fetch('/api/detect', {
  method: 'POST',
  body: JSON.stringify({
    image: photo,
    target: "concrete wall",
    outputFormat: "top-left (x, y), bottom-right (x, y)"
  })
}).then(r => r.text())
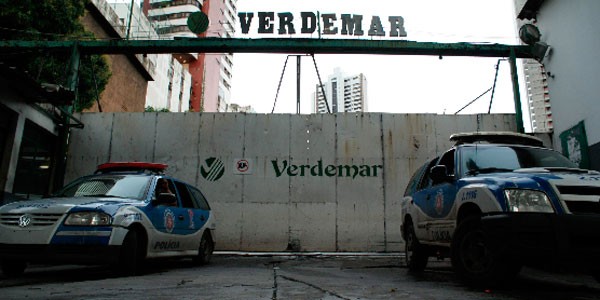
top-left (66, 112), bottom-right (517, 252)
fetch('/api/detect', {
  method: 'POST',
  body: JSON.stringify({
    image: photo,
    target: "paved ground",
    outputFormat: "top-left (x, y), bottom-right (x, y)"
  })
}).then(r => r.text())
top-left (0, 253), bottom-right (599, 299)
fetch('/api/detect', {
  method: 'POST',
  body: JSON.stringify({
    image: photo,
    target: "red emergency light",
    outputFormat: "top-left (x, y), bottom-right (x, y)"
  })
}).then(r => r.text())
top-left (95, 162), bottom-right (168, 174)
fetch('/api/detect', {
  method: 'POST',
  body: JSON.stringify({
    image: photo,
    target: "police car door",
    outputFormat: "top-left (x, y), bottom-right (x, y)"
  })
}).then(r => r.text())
top-left (147, 178), bottom-right (188, 254)
top-left (172, 181), bottom-right (206, 251)
top-left (410, 158), bottom-right (438, 242)
top-left (426, 149), bottom-right (457, 244)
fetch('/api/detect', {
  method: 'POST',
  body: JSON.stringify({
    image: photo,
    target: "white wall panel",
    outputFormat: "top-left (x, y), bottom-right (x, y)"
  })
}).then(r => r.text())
top-left (65, 113), bottom-right (114, 183)
top-left (109, 113), bottom-right (156, 162)
top-left (243, 114), bottom-right (290, 205)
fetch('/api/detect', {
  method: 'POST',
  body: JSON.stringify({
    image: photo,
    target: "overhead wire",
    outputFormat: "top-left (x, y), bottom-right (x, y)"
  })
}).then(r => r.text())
top-left (488, 59), bottom-right (507, 113)
top-left (311, 54), bottom-right (331, 114)
top-left (454, 87), bottom-right (492, 114)
top-left (271, 55), bottom-right (290, 113)
top-left (454, 60), bottom-right (508, 115)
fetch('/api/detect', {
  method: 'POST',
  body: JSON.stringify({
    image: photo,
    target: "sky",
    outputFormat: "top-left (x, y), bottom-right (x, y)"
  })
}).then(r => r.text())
top-left (228, 0), bottom-right (528, 124)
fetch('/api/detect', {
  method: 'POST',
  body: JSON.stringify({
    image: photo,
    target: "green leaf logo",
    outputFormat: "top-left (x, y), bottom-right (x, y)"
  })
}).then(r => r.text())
top-left (201, 157), bottom-right (225, 181)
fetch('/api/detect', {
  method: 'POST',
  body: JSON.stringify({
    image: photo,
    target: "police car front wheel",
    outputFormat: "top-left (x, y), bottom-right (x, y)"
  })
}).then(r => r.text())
top-left (115, 230), bottom-right (143, 276)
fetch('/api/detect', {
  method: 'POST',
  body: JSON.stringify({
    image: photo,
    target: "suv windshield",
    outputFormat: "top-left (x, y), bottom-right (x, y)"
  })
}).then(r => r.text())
top-left (460, 145), bottom-right (578, 177)
top-left (55, 175), bottom-right (152, 200)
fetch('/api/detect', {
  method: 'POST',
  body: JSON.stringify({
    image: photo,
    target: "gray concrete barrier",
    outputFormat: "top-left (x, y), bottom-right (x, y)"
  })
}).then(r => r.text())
top-left (66, 112), bottom-right (517, 252)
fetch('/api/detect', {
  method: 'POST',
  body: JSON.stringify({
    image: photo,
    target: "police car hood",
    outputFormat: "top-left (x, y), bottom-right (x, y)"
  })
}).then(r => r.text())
top-left (0, 197), bottom-right (145, 215)
top-left (462, 167), bottom-right (600, 188)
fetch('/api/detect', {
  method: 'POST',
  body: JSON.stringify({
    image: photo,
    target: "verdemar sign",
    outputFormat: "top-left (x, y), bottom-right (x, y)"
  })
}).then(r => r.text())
top-left (203, 157), bottom-right (384, 181)
top-left (238, 12), bottom-right (407, 38)
top-left (272, 159), bottom-right (383, 179)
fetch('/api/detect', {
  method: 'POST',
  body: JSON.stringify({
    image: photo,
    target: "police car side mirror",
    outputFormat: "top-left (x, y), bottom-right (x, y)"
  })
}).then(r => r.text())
top-left (153, 193), bottom-right (176, 206)
top-left (430, 165), bottom-right (451, 183)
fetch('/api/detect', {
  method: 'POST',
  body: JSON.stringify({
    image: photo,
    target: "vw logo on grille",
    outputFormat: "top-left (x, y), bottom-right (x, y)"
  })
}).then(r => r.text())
top-left (18, 214), bottom-right (32, 228)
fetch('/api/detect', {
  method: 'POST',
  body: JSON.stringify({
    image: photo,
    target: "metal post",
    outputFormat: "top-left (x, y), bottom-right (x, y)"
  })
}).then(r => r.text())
top-left (296, 55), bottom-right (301, 114)
top-left (126, 0), bottom-right (135, 39)
top-left (53, 44), bottom-right (80, 192)
top-left (509, 48), bottom-right (525, 133)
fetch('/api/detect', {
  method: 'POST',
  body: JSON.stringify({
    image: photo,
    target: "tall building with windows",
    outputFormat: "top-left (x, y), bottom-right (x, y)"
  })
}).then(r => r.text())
top-left (107, 0), bottom-right (191, 112)
top-left (313, 68), bottom-right (368, 113)
top-left (145, 0), bottom-right (237, 112)
top-left (523, 59), bottom-right (552, 132)
top-left (514, 0), bottom-right (552, 133)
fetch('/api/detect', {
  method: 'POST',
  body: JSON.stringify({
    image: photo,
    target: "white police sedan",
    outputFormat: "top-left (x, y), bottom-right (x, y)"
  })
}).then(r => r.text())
top-left (0, 162), bottom-right (216, 276)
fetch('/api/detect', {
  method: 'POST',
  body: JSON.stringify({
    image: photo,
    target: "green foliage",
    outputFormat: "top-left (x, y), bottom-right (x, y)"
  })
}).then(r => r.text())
top-left (0, 0), bottom-right (110, 112)
top-left (145, 106), bottom-right (171, 112)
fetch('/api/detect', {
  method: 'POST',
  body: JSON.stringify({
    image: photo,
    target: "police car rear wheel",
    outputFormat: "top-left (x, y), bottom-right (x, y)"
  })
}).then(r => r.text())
top-left (405, 221), bottom-right (428, 272)
top-left (193, 232), bottom-right (214, 265)
top-left (1, 260), bottom-right (26, 277)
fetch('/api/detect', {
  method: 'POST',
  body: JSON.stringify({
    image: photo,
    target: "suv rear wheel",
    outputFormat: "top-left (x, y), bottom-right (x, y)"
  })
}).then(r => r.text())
top-left (405, 220), bottom-right (428, 272)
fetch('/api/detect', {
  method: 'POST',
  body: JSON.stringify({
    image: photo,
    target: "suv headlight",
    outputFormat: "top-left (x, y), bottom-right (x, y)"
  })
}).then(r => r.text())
top-left (64, 212), bottom-right (112, 226)
top-left (504, 189), bottom-right (554, 213)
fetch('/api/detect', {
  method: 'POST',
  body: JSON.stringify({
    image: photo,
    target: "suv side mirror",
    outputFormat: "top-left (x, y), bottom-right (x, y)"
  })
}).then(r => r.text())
top-left (430, 165), bottom-right (452, 183)
top-left (153, 192), bottom-right (177, 206)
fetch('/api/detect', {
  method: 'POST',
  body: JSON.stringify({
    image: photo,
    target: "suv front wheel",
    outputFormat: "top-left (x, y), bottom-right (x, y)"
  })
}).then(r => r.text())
top-left (450, 216), bottom-right (519, 285)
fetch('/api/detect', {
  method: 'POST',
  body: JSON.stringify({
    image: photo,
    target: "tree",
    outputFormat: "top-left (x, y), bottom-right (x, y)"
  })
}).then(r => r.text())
top-left (0, 0), bottom-right (110, 112)
top-left (145, 106), bottom-right (171, 112)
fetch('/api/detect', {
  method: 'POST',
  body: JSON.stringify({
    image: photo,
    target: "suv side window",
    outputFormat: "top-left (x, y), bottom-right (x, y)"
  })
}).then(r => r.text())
top-left (438, 149), bottom-right (456, 176)
top-left (188, 186), bottom-right (211, 211)
top-left (174, 181), bottom-right (196, 209)
top-left (404, 162), bottom-right (428, 197)
top-left (417, 158), bottom-right (439, 191)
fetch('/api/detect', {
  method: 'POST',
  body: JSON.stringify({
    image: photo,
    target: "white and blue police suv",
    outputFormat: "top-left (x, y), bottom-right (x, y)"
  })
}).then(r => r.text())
top-left (401, 132), bottom-right (600, 285)
top-left (0, 162), bottom-right (215, 276)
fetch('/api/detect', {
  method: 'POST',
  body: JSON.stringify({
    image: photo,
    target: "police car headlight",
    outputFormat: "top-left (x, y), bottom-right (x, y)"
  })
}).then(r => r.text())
top-left (65, 212), bottom-right (112, 226)
top-left (504, 189), bottom-right (554, 213)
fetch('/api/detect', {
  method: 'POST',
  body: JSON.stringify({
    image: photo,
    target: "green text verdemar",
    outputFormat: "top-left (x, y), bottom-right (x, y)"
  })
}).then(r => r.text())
top-left (272, 159), bottom-right (383, 179)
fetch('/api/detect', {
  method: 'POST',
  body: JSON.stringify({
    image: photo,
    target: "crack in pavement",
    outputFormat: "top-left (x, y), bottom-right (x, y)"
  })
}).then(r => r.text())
top-left (277, 274), bottom-right (351, 300)
top-left (271, 263), bottom-right (279, 300)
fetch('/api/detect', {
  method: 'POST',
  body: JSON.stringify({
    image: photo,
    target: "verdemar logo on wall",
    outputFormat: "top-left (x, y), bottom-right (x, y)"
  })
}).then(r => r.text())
top-left (201, 157), bottom-right (225, 181)
top-left (203, 157), bottom-right (384, 181)
top-left (272, 159), bottom-right (383, 179)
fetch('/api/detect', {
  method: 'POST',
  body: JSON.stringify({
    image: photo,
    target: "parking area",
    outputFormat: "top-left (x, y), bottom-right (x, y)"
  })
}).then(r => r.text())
top-left (1, 253), bottom-right (600, 299)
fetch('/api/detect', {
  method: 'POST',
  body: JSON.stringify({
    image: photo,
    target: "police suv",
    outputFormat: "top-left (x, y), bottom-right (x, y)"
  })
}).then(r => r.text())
top-left (401, 132), bottom-right (600, 284)
top-left (0, 162), bottom-right (216, 276)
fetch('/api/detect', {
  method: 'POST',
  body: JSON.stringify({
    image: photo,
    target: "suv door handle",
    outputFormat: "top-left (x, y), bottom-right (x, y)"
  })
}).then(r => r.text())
top-left (178, 215), bottom-right (184, 220)
top-left (200, 215), bottom-right (206, 221)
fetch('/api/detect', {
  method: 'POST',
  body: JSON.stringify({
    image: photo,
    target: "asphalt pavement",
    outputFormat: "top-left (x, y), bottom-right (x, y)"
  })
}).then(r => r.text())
top-left (0, 253), bottom-right (599, 299)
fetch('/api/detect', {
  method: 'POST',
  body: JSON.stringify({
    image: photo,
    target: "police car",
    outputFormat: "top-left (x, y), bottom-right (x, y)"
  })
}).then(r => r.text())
top-left (401, 132), bottom-right (600, 285)
top-left (0, 162), bottom-right (216, 276)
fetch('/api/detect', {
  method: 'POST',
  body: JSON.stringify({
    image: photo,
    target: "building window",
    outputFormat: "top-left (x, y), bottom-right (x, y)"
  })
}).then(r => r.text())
top-left (0, 105), bottom-right (17, 196)
top-left (12, 120), bottom-right (56, 199)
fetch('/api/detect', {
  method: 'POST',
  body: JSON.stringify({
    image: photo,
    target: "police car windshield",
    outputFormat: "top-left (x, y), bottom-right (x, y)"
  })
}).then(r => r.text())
top-left (56, 175), bottom-right (151, 200)
top-left (461, 145), bottom-right (577, 177)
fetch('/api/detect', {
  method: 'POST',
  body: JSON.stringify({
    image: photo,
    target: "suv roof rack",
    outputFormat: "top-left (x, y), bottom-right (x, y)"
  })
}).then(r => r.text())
top-left (450, 131), bottom-right (544, 147)
top-left (95, 162), bottom-right (168, 174)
